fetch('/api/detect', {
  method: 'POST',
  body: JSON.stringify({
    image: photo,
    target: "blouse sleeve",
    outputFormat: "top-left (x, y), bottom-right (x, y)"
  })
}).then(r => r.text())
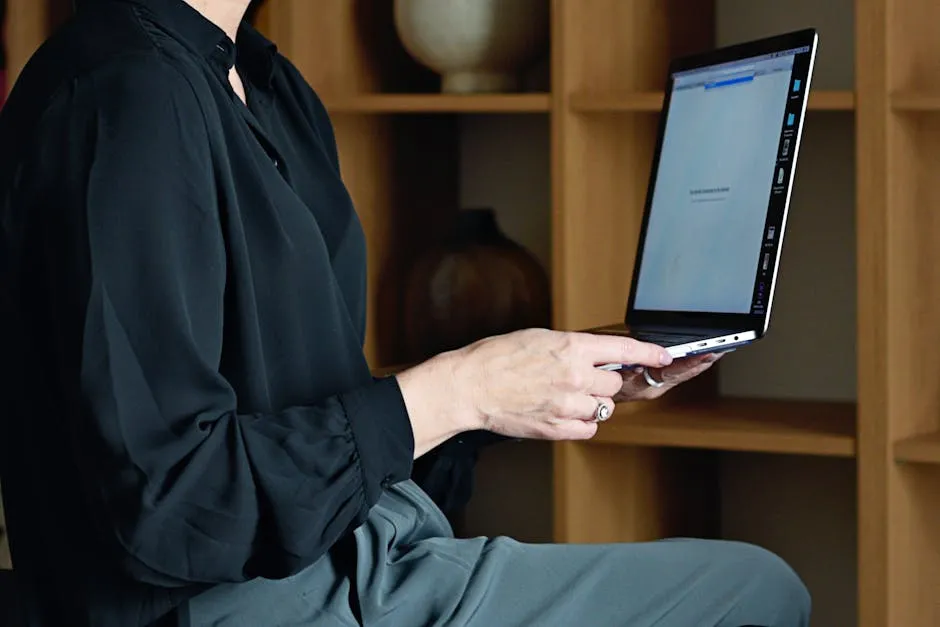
top-left (31, 54), bottom-right (415, 586)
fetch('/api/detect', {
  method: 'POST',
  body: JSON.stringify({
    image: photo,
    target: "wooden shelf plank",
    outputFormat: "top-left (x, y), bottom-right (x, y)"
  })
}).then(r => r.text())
top-left (891, 91), bottom-right (940, 111)
top-left (591, 398), bottom-right (857, 457)
top-left (569, 91), bottom-right (667, 112)
top-left (569, 90), bottom-right (855, 112)
top-left (894, 432), bottom-right (940, 463)
top-left (323, 94), bottom-right (551, 114)
top-left (807, 90), bottom-right (856, 110)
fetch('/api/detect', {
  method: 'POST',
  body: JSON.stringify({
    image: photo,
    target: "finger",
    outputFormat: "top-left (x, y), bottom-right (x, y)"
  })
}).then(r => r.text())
top-left (619, 358), bottom-right (715, 396)
top-left (587, 367), bottom-right (625, 398)
top-left (659, 353), bottom-right (720, 382)
top-left (645, 362), bottom-right (711, 391)
top-left (553, 393), bottom-right (614, 422)
top-left (687, 353), bottom-right (722, 366)
top-left (589, 397), bottom-right (616, 423)
top-left (572, 332), bottom-right (673, 369)
top-left (543, 419), bottom-right (599, 441)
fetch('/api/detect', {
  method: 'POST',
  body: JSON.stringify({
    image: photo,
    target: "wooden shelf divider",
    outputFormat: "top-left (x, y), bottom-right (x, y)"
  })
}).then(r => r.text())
top-left (569, 89), bottom-right (855, 113)
top-left (593, 398), bottom-right (857, 457)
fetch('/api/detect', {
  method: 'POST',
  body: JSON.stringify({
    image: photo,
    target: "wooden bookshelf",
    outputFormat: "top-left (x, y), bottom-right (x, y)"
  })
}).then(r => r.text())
top-left (857, 0), bottom-right (940, 625)
top-left (4, 1), bottom-right (940, 625)
top-left (569, 89), bottom-right (856, 112)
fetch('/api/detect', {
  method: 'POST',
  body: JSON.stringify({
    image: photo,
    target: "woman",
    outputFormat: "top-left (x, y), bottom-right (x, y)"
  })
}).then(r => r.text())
top-left (0, 0), bottom-right (811, 625)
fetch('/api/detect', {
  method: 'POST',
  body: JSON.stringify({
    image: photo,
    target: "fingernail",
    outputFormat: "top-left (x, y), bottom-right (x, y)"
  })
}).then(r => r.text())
top-left (633, 366), bottom-right (645, 374)
top-left (661, 352), bottom-right (673, 366)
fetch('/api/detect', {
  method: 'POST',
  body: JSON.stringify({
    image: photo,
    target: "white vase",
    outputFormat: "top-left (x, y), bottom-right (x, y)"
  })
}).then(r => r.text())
top-left (393, 0), bottom-right (549, 94)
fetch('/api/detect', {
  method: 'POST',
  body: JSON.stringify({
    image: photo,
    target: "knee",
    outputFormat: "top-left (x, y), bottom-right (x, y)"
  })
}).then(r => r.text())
top-left (721, 541), bottom-right (811, 625)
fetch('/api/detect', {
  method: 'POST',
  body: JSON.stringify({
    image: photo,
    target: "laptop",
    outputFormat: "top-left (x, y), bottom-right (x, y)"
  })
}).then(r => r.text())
top-left (599, 28), bottom-right (818, 371)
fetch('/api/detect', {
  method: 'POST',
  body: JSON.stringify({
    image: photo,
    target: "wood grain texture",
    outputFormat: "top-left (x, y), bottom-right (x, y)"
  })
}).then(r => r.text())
top-left (855, 0), bottom-right (890, 623)
top-left (5, 0), bottom-right (47, 88)
top-left (4, 0), bottom-right (71, 90)
top-left (883, 115), bottom-right (940, 627)
top-left (890, 465), bottom-right (940, 625)
top-left (891, 91), bottom-right (940, 111)
top-left (858, 0), bottom-right (940, 624)
top-left (895, 432), bottom-right (940, 464)
top-left (553, 442), bottom-right (720, 544)
top-left (593, 399), bottom-right (857, 457)
top-left (255, 0), bottom-right (435, 96)
top-left (883, 0), bottom-right (940, 623)
top-left (552, 0), bottom-right (714, 333)
top-left (551, 0), bottom-right (718, 547)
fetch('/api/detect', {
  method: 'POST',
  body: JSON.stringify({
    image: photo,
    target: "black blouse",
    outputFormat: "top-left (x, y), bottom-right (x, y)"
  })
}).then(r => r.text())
top-left (0, 1), bottom-right (498, 625)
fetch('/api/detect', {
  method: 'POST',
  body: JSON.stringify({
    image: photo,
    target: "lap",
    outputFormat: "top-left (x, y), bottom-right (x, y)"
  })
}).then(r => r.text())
top-left (187, 480), bottom-right (810, 627)
top-left (408, 536), bottom-right (810, 627)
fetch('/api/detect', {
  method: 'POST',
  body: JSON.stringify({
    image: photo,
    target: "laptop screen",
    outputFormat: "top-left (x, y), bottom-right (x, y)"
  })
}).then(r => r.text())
top-left (631, 41), bottom-right (814, 320)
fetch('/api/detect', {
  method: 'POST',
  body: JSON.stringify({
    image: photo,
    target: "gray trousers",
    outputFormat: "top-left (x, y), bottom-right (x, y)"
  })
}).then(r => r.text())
top-left (186, 480), bottom-right (810, 626)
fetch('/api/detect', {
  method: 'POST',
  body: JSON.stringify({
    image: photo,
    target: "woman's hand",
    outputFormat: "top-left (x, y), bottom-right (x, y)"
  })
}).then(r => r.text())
top-left (614, 352), bottom-right (724, 402)
top-left (396, 328), bottom-right (674, 456)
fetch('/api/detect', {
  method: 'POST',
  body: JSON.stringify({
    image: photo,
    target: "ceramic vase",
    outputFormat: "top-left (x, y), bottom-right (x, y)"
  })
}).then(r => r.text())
top-left (393, 0), bottom-right (549, 93)
top-left (402, 208), bottom-right (551, 362)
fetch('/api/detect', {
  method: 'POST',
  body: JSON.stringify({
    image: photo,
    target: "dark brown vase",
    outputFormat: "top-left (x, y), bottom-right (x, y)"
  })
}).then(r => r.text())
top-left (402, 208), bottom-right (551, 362)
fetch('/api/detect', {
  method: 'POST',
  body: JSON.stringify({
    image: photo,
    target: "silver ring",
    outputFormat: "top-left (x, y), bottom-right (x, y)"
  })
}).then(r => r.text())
top-left (643, 368), bottom-right (666, 388)
top-left (593, 401), bottom-right (612, 422)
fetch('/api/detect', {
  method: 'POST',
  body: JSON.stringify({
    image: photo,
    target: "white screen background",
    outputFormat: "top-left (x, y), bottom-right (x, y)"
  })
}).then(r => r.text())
top-left (633, 62), bottom-right (793, 313)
